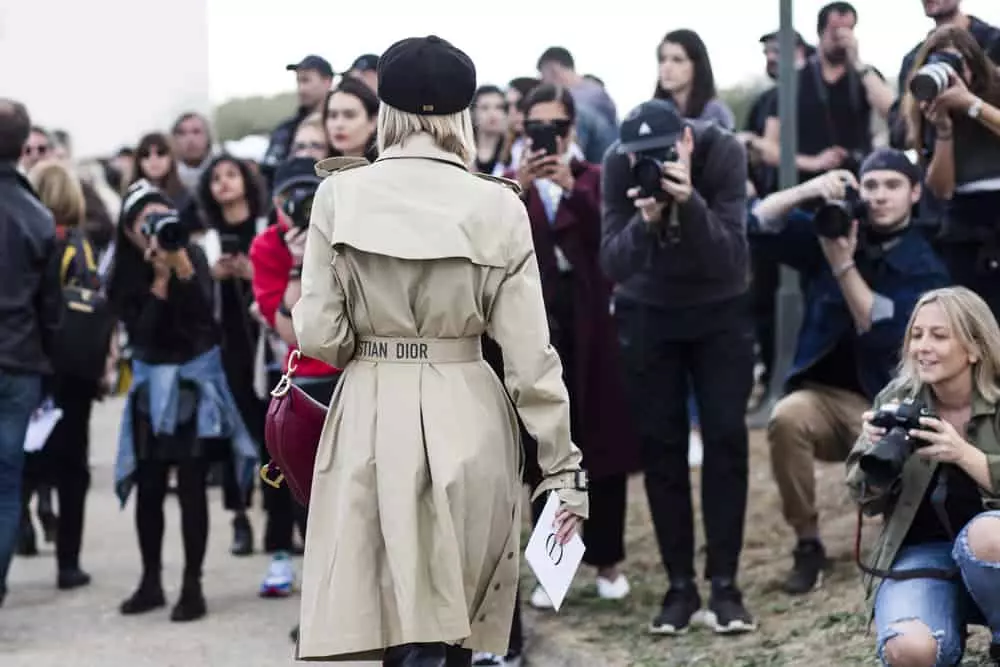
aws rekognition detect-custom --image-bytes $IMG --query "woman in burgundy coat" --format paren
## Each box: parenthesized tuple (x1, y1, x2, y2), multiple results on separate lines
(511, 83, 640, 609)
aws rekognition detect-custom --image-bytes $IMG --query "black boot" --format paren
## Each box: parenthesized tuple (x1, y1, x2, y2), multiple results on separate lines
(120, 573, 166, 615)
(230, 513, 253, 556)
(171, 573, 207, 622)
(16, 516, 37, 557)
(384, 643, 449, 667)
(57, 568, 91, 590)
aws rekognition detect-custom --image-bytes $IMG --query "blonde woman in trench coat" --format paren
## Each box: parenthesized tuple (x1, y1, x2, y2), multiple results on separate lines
(291, 36, 590, 666)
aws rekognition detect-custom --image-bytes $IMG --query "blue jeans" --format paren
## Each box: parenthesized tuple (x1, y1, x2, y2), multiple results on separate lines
(0, 370, 42, 597)
(874, 511, 1000, 666)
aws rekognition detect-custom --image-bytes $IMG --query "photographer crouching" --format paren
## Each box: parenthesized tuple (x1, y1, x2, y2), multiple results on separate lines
(108, 181, 258, 622)
(749, 149, 949, 596)
(846, 287, 1000, 667)
(601, 100, 756, 634)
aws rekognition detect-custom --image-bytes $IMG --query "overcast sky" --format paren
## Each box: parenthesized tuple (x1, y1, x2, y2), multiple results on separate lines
(208, 0, 1000, 113)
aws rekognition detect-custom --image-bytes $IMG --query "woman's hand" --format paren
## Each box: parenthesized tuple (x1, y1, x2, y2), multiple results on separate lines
(931, 72, 977, 116)
(212, 256, 234, 280)
(145, 243, 172, 281)
(554, 506, 582, 545)
(232, 253, 253, 281)
(909, 416, 977, 464)
(922, 96, 954, 135)
(861, 409, 887, 443)
(515, 146, 547, 192)
(284, 228, 307, 266)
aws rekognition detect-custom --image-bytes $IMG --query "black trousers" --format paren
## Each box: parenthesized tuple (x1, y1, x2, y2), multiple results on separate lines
(47, 382, 93, 571)
(135, 458, 209, 582)
(383, 643, 471, 666)
(614, 300, 755, 583)
(749, 249, 779, 387)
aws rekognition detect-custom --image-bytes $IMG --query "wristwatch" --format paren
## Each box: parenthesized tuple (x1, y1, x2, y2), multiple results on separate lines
(968, 97, 984, 119)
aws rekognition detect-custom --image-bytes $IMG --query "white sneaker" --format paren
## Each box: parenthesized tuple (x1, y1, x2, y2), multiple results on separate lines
(259, 552, 295, 598)
(529, 585, 554, 609)
(596, 573, 630, 600)
(688, 429, 704, 467)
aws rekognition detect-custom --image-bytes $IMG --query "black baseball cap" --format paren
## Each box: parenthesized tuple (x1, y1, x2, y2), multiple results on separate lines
(378, 35, 476, 116)
(343, 53, 379, 74)
(860, 148, 921, 184)
(286, 55, 334, 78)
(273, 157, 323, 197)
(617, 100, 685, 154)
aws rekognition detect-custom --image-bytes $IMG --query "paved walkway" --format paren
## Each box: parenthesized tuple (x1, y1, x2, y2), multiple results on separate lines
(2, 398, 305, 667)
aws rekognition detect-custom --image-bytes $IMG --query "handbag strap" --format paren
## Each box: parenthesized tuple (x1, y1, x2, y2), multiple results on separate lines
(270, 349, 302, 398)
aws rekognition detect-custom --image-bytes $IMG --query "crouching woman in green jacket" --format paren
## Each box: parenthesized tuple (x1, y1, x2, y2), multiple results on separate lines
(846, 286, 1000, 667)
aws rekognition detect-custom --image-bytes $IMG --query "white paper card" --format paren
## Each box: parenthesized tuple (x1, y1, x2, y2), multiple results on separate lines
(24, 402, 63, 453)
(524, 491, 585, 612)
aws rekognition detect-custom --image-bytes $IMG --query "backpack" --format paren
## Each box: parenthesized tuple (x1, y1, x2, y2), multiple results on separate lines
(51, 236, 115, 382)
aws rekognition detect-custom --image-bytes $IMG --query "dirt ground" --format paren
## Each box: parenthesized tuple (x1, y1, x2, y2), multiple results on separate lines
(521, 430, 995, 667)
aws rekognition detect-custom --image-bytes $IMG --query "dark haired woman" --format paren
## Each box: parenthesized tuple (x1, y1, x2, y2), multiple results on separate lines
(109, 180, 257, 622)
(472, 85, 511, 175)
(902, 24, 1000, 319)
(130, 133, 188, 203)
(323, 76, 378, 162)
(196, 155, 269, 558)
(654, 29, 734, 129)
(512, 82, 639, 609)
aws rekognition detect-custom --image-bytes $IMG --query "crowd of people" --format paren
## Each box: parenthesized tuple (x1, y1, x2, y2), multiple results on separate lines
(1, 1, 1000, 665)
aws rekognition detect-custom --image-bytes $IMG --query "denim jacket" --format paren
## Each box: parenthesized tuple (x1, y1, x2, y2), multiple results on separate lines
(748, 206, 950, 400)
(114, 346, 259, 506)
(846, 383, 1000, 611)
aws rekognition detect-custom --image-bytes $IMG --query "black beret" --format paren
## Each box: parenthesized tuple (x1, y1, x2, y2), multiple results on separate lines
(377, 35, 477, 116)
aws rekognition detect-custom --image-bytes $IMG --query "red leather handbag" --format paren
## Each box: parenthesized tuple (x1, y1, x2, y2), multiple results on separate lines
(260, 350, 328, 505)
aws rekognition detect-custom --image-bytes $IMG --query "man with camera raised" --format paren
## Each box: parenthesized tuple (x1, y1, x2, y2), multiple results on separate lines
(601, 99, 756, 635)
(749, 148, 950, 595)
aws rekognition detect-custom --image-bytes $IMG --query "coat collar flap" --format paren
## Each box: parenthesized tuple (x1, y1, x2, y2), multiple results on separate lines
(325, 134, 508, 269)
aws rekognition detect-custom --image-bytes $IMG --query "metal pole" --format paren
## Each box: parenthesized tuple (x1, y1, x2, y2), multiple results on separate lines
(749, 0, 803, 428)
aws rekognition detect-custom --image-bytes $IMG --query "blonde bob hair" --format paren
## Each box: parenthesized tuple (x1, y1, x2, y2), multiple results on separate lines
(892, 286, 1000, 403)
(377, 103, 476, 165)
(29, 159, 85, 228)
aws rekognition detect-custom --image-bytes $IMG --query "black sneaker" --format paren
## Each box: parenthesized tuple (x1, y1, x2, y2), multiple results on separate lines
(649, 584, 702, 635)
(230, 514, 254, 556)
(706, 583, 757, 634)
(783, 539, 829, 595)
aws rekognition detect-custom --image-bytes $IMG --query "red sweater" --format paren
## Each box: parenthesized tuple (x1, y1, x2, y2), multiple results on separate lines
(249, 219, 339, 377)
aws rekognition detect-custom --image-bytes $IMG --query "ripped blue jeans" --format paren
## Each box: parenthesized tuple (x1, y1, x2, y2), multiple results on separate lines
(874, 511, 1000, 666)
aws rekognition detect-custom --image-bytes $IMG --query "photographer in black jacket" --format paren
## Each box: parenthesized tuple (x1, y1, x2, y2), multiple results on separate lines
(601, 99, 755, 636)
(0, 99, 62, 607)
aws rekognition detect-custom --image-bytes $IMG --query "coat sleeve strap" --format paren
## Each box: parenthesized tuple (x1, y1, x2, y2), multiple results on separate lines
(315, 156, 370, 178)
(473, 172, 523, 195)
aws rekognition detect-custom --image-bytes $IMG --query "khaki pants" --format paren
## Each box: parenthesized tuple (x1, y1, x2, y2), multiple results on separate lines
(767, 384, 869, 539)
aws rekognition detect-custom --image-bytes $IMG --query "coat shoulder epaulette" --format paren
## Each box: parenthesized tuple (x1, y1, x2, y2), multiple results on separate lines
(315, 156, 370, 178)
(472, 172, 522, 195)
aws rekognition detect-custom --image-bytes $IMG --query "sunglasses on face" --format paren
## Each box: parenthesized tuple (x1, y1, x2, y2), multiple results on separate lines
(139, 146, 169, 159)
(22, 144, 48, 156)
(524, 119, 571, 137)
(294, 141, 327, 152)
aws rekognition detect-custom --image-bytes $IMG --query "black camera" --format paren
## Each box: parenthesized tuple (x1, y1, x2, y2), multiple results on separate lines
(281, 185, 316, 230)
(632, 145, 679, 202)
(910, 51, 963, 102)
(219, 232, 243, 256)
(858, 398, 935, 486)
(141, 210, 187, 252)
(814, 185, 868, 239)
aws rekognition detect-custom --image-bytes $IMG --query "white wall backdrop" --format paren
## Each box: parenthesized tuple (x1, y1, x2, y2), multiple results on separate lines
(0, 0, 210, 159)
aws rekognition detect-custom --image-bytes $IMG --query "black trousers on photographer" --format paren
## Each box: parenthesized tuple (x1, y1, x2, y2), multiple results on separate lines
(613, 294, 755, 584)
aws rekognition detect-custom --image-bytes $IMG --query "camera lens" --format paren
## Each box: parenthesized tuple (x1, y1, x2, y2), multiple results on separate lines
(859, 427, 912, 486)
(632, 157, 664, 199)
(910, 62, 953, 102)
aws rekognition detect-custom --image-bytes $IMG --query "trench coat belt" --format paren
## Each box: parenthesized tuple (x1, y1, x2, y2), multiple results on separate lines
(353, 335, 483, 364)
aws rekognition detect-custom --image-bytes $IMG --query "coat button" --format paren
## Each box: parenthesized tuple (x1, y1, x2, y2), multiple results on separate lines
(506, 552, 514, 560)
(479, 614, 486, 622)
(493, 583, 501, 591)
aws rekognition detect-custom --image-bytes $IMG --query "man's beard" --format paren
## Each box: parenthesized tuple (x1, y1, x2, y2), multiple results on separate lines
(766, 63, 779, 80)
(824, 46, 849, 65)
(929, 8, 959, 22)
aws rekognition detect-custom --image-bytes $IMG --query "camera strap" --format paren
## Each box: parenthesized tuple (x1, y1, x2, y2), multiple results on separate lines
(853, 469, 961, 582)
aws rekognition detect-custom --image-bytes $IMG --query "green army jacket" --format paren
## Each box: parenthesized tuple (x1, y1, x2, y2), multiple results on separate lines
(845, 382, 1000, 608)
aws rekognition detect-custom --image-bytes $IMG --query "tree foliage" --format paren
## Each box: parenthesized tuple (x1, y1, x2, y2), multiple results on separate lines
(214, 92, 298, 141)
(210, 81, 811, 142)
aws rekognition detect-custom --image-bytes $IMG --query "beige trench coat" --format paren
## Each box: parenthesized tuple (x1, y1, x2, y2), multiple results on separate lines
(291, 133, 589, 662)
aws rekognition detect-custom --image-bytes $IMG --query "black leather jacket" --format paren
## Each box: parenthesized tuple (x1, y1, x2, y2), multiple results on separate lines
(0, 162, 62, 375)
